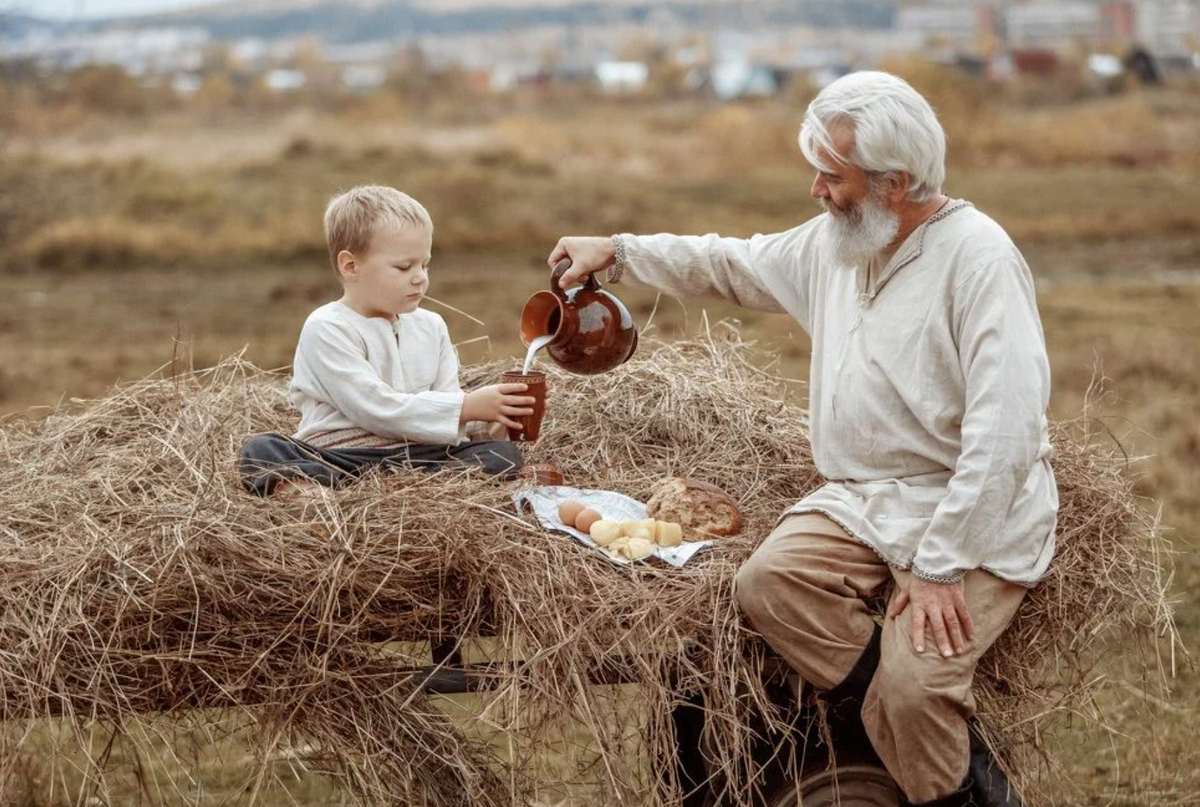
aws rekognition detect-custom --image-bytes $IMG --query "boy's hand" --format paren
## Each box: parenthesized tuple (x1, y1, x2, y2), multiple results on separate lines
(548, 236, 616, 288)
(461, 384, 536, 430)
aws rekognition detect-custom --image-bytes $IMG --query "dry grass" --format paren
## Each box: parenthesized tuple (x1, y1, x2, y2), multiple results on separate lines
(3, 83, 1200, 276)
(12, 216, 203, 271)
(4, 148, 1198, 279)
(0, 333, 1177, 807)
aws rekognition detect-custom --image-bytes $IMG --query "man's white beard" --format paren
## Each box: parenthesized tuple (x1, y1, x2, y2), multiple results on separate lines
(819, 192, 900, 267)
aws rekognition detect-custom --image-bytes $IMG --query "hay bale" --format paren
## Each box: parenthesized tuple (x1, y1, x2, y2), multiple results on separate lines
(0, 331, 1175, 806)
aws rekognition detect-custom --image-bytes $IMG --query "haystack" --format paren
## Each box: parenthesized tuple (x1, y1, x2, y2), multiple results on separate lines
(0, 329, 1175, 806)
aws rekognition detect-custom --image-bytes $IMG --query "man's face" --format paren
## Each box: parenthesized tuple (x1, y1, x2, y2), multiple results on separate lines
(341, 223, 433, 319)
(809, 123, 900, 266)
(809, 122, 872, 215)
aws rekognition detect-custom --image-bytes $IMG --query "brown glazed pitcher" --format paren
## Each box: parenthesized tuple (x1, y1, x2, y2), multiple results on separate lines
(519, 259, 638, 375)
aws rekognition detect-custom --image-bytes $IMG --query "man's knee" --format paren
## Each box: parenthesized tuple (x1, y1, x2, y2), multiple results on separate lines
(734, 541, 832, 620)
(734, 551, 782, 627)
(869, 652, 971, 722)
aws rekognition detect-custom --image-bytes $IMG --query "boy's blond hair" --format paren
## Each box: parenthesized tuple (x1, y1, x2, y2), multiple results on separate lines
(323, 185, 433, 273)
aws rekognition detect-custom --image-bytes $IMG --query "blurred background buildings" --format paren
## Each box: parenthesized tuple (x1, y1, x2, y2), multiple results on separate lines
(1, 0, 1197, 102)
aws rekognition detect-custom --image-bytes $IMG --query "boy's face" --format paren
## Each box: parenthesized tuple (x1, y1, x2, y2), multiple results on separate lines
(339, 223, 433, 319)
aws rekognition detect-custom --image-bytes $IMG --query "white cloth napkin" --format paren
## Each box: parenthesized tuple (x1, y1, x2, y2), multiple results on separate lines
(511, 485, 711, 567)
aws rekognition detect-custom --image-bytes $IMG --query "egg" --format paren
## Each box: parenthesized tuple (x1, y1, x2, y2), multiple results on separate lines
(558, 499, 586, 526)
(574, 507, 602, 534)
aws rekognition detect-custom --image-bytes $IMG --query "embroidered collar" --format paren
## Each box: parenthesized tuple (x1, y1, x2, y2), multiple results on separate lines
(860, 199, 973, 303)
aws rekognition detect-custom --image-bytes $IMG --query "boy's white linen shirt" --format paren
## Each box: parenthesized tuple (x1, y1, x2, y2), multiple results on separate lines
(289, 301, 467, 449)
(615, 202, 1058, 585)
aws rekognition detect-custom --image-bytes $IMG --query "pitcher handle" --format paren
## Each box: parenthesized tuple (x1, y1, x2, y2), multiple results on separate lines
(550, 258, 600, 298)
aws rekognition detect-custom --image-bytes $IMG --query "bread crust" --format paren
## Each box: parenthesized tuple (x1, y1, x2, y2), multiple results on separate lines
(645, 477, 743, 538)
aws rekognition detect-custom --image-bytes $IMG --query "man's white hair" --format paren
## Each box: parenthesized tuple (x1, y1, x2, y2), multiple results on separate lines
(799, 71, 946, 203)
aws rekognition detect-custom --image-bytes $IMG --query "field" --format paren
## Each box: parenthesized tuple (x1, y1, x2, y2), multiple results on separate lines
(1, 65, 1198, 805)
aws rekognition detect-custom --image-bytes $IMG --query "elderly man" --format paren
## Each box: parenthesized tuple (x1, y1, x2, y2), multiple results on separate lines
(547, 71, 1056, 807)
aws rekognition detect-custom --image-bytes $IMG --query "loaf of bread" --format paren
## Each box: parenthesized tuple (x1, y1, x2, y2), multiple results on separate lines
(645, 477, 742, 538)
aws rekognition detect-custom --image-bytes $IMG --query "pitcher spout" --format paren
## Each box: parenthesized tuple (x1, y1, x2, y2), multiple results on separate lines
(520, 290, 573, 347)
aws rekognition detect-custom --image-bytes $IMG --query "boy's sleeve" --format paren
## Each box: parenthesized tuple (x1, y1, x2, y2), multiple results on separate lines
(294, 318, 465, 445)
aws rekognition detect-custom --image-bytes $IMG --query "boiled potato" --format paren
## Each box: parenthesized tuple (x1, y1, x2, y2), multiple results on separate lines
(589, 519, 621, 547)
(620, 519, 653, 541)
(621, 537, 656, 561)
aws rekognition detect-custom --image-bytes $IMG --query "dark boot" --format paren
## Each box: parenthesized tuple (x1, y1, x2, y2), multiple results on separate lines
(823, 623, 882, 708)
(902, 778, 978, 807)
(967, 723, 1024, 807)
(818, 624, 882, 751)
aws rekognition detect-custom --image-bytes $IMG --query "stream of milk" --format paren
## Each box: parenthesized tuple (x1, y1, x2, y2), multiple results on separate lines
(522, 333, 555, 374)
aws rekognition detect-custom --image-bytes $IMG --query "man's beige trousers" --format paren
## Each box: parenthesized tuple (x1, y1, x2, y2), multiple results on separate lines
(734, 513, 1026, 803)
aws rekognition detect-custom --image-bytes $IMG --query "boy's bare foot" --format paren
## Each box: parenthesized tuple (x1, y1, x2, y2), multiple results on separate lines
(273, 478, 325, 500)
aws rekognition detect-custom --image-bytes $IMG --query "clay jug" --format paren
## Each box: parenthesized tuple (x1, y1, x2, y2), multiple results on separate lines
(520, 259, 638, 375)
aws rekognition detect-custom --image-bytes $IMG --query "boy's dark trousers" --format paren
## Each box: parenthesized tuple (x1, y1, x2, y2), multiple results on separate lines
(239, 432, 523, 496)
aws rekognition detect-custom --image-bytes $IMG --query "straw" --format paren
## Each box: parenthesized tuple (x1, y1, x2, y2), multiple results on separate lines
(0, 326, 1176, 806)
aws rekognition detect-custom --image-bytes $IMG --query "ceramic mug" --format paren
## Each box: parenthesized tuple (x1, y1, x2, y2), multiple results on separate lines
(500, 370, 547, 442)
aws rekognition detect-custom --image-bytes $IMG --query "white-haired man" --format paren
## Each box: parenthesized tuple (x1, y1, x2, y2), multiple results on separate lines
(547, 71, 1055, 807)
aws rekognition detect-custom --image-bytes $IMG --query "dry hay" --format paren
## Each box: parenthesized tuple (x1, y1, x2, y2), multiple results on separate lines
(0, 329, 1177, 806)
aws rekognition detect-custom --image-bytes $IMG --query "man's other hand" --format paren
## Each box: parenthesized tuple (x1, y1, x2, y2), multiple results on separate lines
(888, 576, 976, 658)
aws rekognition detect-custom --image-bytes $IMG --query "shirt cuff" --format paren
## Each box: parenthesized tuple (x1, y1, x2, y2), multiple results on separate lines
(605, 234, 628, 284)
(910, 563, 966, 584)
(424, 390, 466, 445)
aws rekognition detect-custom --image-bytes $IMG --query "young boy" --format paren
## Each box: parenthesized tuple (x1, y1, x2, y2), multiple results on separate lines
(240, 185, 533, 497)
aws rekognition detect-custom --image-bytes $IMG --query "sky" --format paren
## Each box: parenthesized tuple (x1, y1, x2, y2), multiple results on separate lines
(8, 0, 211, 19)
